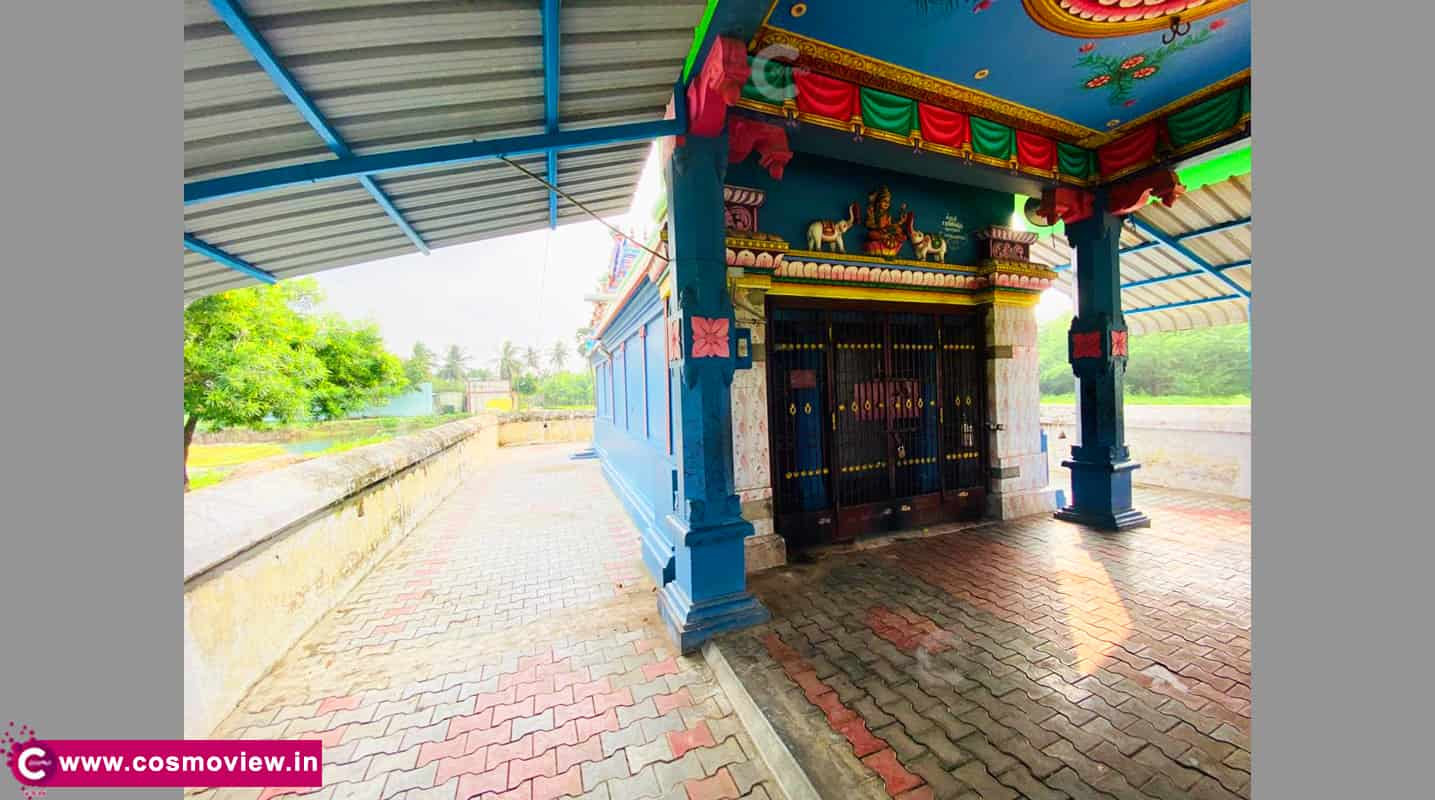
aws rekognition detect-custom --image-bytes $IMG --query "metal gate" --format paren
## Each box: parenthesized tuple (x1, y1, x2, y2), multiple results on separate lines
(767, 300, 988, 545)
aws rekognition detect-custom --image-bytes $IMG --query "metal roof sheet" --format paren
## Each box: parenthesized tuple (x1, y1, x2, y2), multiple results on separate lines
(1030, 173, 1252, 334)
(183, 0, 705, 300)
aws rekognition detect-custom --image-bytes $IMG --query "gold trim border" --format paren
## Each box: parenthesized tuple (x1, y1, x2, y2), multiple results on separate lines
(766, 280, 1042, 307)
(750, 25, 1099, 142)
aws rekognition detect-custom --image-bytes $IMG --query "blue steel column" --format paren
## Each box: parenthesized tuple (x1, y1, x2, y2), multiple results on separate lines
(658, 133, 769, 652)
(1055, 195, 1151, 530)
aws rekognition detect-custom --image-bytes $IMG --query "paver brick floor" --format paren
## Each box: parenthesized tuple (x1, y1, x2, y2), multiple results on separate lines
(191, 444, 783, 800)
(715, 487, 1250, 800)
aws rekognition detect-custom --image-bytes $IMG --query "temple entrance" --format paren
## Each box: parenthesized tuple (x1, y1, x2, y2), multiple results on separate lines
(767, 298, 989, 546)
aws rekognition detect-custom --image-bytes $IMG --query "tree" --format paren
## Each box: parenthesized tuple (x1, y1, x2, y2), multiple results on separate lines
(440, 345, 470, 381)
(183, 279, 410, 491)
(404, 341, 437, 385)
(549, 340, 569, 372)
(524, 345, 544, 377)
(309, 318, 408, 420)
(494, 340, 523, 382)
(467, 366, 494, 381)
(539, 371, 595, 407)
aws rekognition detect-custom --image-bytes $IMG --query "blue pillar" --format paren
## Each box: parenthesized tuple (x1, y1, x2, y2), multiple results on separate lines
(1055, 195, 1151, 530)
(658, 133, 769, 652)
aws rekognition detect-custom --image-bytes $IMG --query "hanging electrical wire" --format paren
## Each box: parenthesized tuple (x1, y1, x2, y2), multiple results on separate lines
(498, 156, 667, 262)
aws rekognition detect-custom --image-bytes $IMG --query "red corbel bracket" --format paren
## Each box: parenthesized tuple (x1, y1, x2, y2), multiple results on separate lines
(686, 37, 752, 137)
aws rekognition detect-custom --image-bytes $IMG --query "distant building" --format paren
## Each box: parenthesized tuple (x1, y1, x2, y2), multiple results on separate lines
(350, 382, 433, 418)
(465, 379, 513, 412)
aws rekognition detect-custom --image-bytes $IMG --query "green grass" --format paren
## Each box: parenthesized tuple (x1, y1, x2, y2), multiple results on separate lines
(1041, 394, 1250, 406)
(187, 442, 288, 468)
(187, 470, 228, 491)
(316, 434, 393, 455)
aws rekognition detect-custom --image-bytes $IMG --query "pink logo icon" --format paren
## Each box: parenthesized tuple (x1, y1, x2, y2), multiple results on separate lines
(4, 723, 48, 799)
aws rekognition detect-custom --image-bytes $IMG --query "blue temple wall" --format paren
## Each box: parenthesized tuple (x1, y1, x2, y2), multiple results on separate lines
(726, 151, 1015, 263)
(590, 278, 677, 585)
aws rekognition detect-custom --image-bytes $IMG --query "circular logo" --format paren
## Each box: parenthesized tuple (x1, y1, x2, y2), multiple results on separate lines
(11, 741, 56, 786)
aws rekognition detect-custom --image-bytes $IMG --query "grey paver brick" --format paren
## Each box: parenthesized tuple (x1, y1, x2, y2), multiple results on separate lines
(582, 752, 632, 789)
(330, 775, 387, 800)
(607, 765, 659, 800)
(624, 736, 672, 773)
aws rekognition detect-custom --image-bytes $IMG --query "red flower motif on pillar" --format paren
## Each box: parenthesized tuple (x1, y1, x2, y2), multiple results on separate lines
(1110, 330, 1128, 357)
(690, 317, 730, 359)
(1072, 331, 1103, 359)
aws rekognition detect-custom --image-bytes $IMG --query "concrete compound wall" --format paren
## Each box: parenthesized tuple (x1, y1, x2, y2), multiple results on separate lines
(1042, 404, 1251, 499)
(497, 410, 595, 447)
(183, 415, 499, 739)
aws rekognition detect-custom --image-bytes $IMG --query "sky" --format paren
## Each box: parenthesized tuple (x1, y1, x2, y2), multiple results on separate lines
(313, 220, 619, 371)
(310, 215, 1074, 370)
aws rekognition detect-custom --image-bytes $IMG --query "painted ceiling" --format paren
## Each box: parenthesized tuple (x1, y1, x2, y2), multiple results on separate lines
(754, 0, 1250, 143)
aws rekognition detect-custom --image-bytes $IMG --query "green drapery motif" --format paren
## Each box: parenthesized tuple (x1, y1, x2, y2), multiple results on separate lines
(1057, 142, 1094, 179)
(859, 88, 916, 134)
(970, 117, 1014, 160)
(1166, 88, 1243, 149)
(1240, 83, 1251, 118)
(740, 58, 796, 104)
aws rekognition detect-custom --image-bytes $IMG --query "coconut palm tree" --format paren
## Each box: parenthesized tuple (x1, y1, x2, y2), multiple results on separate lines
(549, 340, 568, 372)
(440, 345, 470, 381)
(493, 340, 524, 408)
(524, 345, 544, 377)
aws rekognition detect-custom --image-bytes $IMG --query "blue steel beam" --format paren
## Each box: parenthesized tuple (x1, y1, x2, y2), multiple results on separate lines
(184, 114, 687, 205)
(1052, 216, 1251, 271)
(1122, 259, 1251, 290)
(1127, 216, 1250, 299)
(1125, 294, 1243, 315)
(208, 0, 428, 254)
(184, 234, 278, 285)
(542, 0, 561, 229)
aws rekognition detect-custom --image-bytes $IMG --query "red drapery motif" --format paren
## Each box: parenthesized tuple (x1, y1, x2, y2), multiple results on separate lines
(1015, 130, 1056, 172)
(1097, 123, 1158, 177)
(917, 103, 970, 148)
(794, 71, 858, 120)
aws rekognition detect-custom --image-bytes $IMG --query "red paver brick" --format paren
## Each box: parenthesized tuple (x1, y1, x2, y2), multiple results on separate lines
(634, 637, 665, 654)
(684, 767, 740, 800)
(511, 678, 556, 702)
(533, 687, 574, 714)
(896, 785, 935, 800)
(642, 657, 679, 681)
(555, 735, 603, 774)
(534, 659, 572, 680)
(486, 735, 534, 770)
(315, 695, 360, 715)
(834, 717, 885, 758)
(667, 721, 716, 759)
(450, 708, 496, 738)
(419, 733, 471, 768)
(473, 687, 517, 713)
(812, 691, 856, 726)
(466, 720, 515, 752)
(551, 669, 588, 692)
(575, 709, 619, 741)
(499, 667, 539, 690)
(590, 688, 634, 716)
(519, 650, 554, 671)
(436, 748, 494, 786)
(654, 687, 694, 716)
(491, 697, 536, 726)
(509, 749, 557, 788)
(570, 677, 612, 703)
(553, 697, 595, 727)
(454, 764, 508, 799)
(531, 720, 578, 755)
(314, 725, 348, 749)
(861, 749, 924, 796)
(531, 765, 583, 800)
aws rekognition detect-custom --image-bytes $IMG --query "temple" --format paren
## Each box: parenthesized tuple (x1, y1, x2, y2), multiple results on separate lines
(586, 0, 1251, 651)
